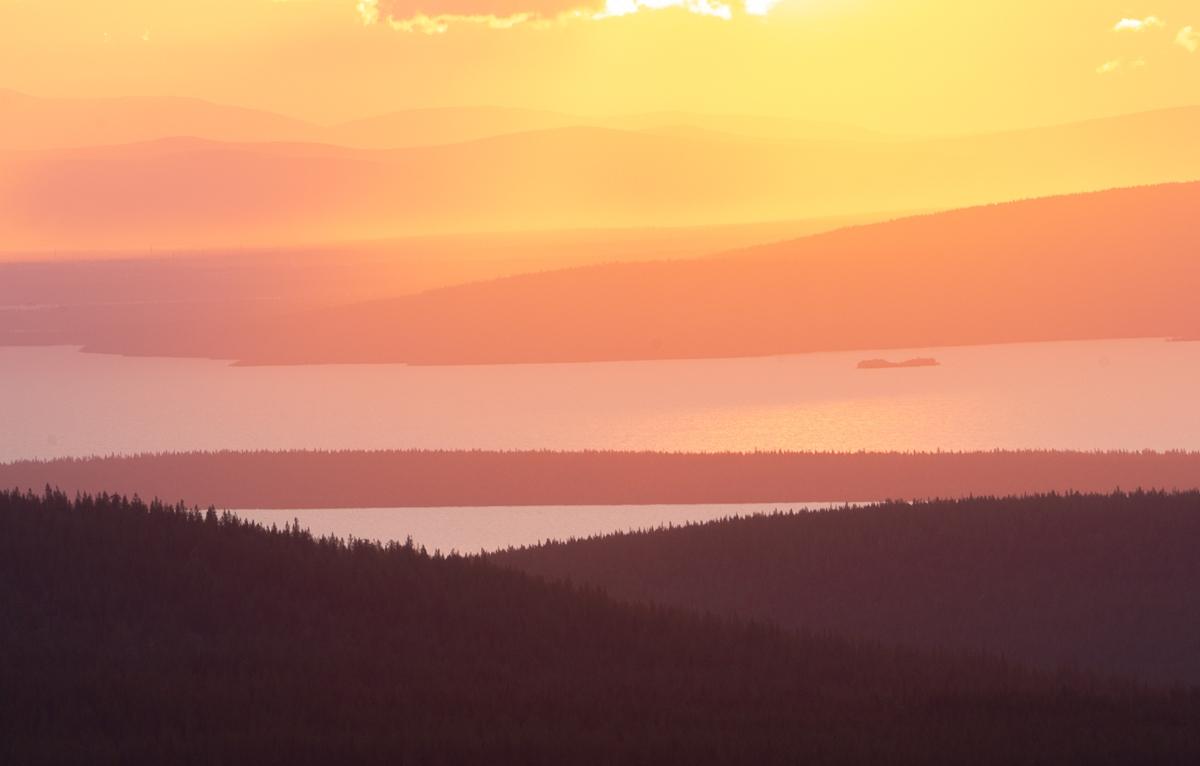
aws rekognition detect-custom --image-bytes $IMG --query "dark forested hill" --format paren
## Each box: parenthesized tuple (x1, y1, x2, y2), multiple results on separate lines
(4, 488, 1199, 765)
(496, 491, 1200, 687)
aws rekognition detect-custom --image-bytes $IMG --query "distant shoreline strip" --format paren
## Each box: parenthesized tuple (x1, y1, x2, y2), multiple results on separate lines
(2, 449, 1198, 510)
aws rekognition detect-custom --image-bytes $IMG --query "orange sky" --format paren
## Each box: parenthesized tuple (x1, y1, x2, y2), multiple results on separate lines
(2, 0, 1199, 134)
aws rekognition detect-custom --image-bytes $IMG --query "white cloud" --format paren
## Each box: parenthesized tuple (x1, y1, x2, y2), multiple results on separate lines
(1096, 58, 1146, 75)
(597, 0, 733, 20)
(386, 12, 536, 32)
(357, 0, 778, 32)
(743, 0, 779, 15)
(357, 0, 380, 24)
(1113, 16, 1165, 32)
(1177, 26, 1199, 53)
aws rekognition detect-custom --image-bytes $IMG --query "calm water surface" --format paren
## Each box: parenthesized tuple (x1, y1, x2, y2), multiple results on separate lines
(2, 338, 1198, 462)
(229, 502, 847, 554)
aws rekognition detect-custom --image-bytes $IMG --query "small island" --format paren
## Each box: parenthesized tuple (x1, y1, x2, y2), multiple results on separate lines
(857, 357, 940, 370)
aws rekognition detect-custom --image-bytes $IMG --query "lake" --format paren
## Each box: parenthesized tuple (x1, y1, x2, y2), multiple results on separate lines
(2, 337, 1198, 463)
(228, 502, 849, 554)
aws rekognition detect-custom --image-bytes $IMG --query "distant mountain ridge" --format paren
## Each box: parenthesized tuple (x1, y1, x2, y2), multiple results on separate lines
(0, 88, 882, 152)
(208, 182, 1200, 365)
(3, 95, 1200, 249)
(0, 89, 324, 150)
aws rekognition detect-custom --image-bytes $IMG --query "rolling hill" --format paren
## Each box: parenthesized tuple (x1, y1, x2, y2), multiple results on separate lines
(0, 90, 583, 151)
(0, 214, 888, 353)
(496, 491, 1200, 686)
(0, 90, 885, 153)
(3, 105, 1200, 251)
(5, 487, 1199, 764)
(199, 181, 1200, 365)
(0, 89, 324, 150)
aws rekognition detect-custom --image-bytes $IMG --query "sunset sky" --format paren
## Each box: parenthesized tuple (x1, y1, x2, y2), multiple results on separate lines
(3, 0, 1199, 133)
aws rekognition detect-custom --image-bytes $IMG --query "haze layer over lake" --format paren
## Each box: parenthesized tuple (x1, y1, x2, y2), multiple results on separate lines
(2, 338, 1197, 462)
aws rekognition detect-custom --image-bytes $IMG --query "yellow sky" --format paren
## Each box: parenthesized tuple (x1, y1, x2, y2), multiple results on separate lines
(1, 0, 1198, 134)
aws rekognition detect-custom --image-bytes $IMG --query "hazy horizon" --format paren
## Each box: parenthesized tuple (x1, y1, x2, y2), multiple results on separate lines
(6, 2, 1200, 760)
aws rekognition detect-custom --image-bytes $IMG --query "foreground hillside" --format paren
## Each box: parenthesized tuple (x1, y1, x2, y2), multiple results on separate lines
(3, 449, 1199, 509)
(496, 491, 1200, 686)
(3, 488, 1199, 765)
(222, 182, 1196, 364)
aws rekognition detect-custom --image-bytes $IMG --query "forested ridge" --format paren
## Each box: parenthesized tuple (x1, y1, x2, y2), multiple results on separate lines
(4, 488, 1200, 764)
(3, 448, 1198, 508)
(496, 490, 1200, 686)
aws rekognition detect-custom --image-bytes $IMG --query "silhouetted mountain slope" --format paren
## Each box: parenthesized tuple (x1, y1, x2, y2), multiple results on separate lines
(0, 214, 888, 354)
(496, 491, 1200, 686)
(231, 182, 1200, 364)
(3, 488, 1199, 765)
(3, 450, 1199, 509)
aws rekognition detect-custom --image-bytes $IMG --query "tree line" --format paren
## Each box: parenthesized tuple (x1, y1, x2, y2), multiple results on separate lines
(3, 487, 1200, 764)
(496, 489, 1200, 686)
(2, 448, 1198, 508)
